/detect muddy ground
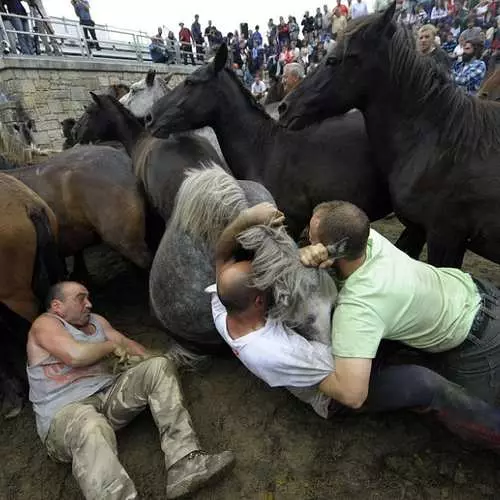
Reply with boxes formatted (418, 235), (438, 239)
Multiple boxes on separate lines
(1, 218), (500, 500)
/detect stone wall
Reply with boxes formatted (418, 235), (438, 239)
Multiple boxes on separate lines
(0, 57), (193, 149)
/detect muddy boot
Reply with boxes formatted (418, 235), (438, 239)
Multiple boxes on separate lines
(166, 450), (235, 499)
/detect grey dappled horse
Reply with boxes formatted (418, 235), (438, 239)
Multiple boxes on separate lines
(119, 69), (224, 160)
(149, 165), (336, 353)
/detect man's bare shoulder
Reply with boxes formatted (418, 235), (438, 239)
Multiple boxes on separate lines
(30, 313), (63, 333)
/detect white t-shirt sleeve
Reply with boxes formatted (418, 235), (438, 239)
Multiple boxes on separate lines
(205, 284), (226, 330)
(247, 327), (334, 388)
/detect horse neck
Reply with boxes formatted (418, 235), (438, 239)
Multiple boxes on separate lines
(108, 106), (144, 156)
(211, 80), (276, 179)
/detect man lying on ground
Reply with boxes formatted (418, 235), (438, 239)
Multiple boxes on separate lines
(27, 281), (234, 500)
(206, 202), (500, 454)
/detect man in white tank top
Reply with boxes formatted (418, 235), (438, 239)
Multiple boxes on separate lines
(27, 281), (234, 500)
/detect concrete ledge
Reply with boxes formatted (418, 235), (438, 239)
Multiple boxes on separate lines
(0, 56), (196, 74)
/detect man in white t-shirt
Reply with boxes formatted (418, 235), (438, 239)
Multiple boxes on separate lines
(251, 74), (267, 101)
(207, 201), (500, 454)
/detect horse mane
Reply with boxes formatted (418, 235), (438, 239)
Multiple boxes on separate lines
(222, 69), (274, 121)
(0, 124), (32, 166)
(168, 164), (249, 246)
(342, 16), (500, 158)
(237, 224), (337, 329)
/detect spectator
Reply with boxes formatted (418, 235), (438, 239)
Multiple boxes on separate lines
(3, 0), (33, 54)
(452, 40), (487, 94)
(452, 32), (466, 60)
(431, 0), (449, 23)
(205, 20), (216, 49)
(251, 73), (267, 101)
(374, 0), (390, 12)
(165, 31), (178, 64)
(252, 25), (262, 48)
(71, 0), (100, 51)
(0, 3), (17, 54)
(335, 0), (349, 17)
(267, 18), (277, 47)
(283, 62), (305, 95)
(179, 22), (195, 65)
(314, 7), (323, 35)
(28, 0), (61, 56)
(418, 24), (451, 69)
(191, 14), (204, 61)
(322, 4), (332, 34)
(351, 0), (369, 19)
(331, 7), (347, 39)
(288, 15), (300, 42)
(278, 16), (290, 47)
(149, 27), (166, 63)
(475, 0), (490, 27)
(301, 11), (315, 43)
(441, 31), (458, 54)
(461, 16), (483, 42)
(451, 18), (462, 38)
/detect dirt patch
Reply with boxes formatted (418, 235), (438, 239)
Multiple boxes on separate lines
(1, 218), (499, 499)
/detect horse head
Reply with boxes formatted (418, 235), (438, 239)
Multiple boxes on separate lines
(147, 44), (229, 136)
(279, 3), (397, 129)
(12, 119), (36, 148)
(237, 225), (336, 344)
(120, 70), (172, 119)
(478, 69), (500, 102)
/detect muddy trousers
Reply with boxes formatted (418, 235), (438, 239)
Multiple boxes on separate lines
(45, 357), (200, 500)
(362, 364), (500, 453)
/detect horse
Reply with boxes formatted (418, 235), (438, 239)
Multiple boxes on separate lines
(118, 69), (224, 159)
(479, 68), (500, 101)
(145, 43), (393, 239)
(0, 173), (63, 418)
(150, 165), (337, 353)
(73, 93), (222, 226)
(7, 145), (151, 278)
(279, 4), (500, 268)
(0, 122), (34, 169)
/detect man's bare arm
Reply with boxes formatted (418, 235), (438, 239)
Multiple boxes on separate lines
(215, 202), (285, 276)
(94, 314), (147, 356)
(32, 316), (116, 368)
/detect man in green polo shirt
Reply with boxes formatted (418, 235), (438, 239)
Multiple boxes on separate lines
(299, 200), (498, 410)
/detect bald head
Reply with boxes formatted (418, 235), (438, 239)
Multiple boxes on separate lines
(217, 261), (259, 314)
(283, 63), (305, 96)
(45, 281), (92, 326)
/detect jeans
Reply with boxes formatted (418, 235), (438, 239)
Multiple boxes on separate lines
(80, 19), (99, 49)
(8, 16), (33, 55)
(441, 278), (500, 405)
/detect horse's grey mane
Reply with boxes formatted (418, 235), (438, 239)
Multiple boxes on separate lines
(341, 14), (500, 159)
(237, 224), (337, 329)
(168, 164), (249, 246)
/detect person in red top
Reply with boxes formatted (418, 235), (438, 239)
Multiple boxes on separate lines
(335, 0), (349, 18)
(179, 22), (195, 65)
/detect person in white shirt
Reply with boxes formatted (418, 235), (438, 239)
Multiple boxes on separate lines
(206, 201), (500, 454)
(351, 0), (368, 19)
(251, 74), (267, 101)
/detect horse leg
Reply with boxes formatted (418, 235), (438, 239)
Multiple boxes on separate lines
(70, 250), (90, 284)
(97, 191), (152, 269)
(395, 225), (427, 260)
(426, 232), (466, 268)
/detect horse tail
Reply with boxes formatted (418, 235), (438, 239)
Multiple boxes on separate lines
(29, 207), (64, 307)
(164, 341), (210, 372)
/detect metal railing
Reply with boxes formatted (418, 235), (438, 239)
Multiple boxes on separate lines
(0, 12), (207, 64)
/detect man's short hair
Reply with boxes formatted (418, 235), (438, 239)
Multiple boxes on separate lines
(45, 282), (68, 310)
(418, 24), (437, 37)
(313, 201), (370, 260)
(218, 271), (258, 313)
(284, 62), (305, 79)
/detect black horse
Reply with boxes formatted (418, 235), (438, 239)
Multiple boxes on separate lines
(73, 93), (222, 224)
(146, 44), (393, 238)
(279, 3), (500, 268)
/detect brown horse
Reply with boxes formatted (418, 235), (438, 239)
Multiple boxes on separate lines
(7, 146), (151, 278)
(0, 173), (62, 417)
(478, 69), (500, 101)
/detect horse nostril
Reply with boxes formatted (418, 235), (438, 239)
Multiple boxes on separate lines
(278, 102), (287, 116)
(145, 113), (153, 127)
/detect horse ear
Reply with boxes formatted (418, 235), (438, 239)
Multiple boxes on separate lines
(90, 91), (103, 107)
(146, 69), (156, 87)
(374, 2), (397, 38)
(325, 237), (349, 260)
(213, 44), (228, 74)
